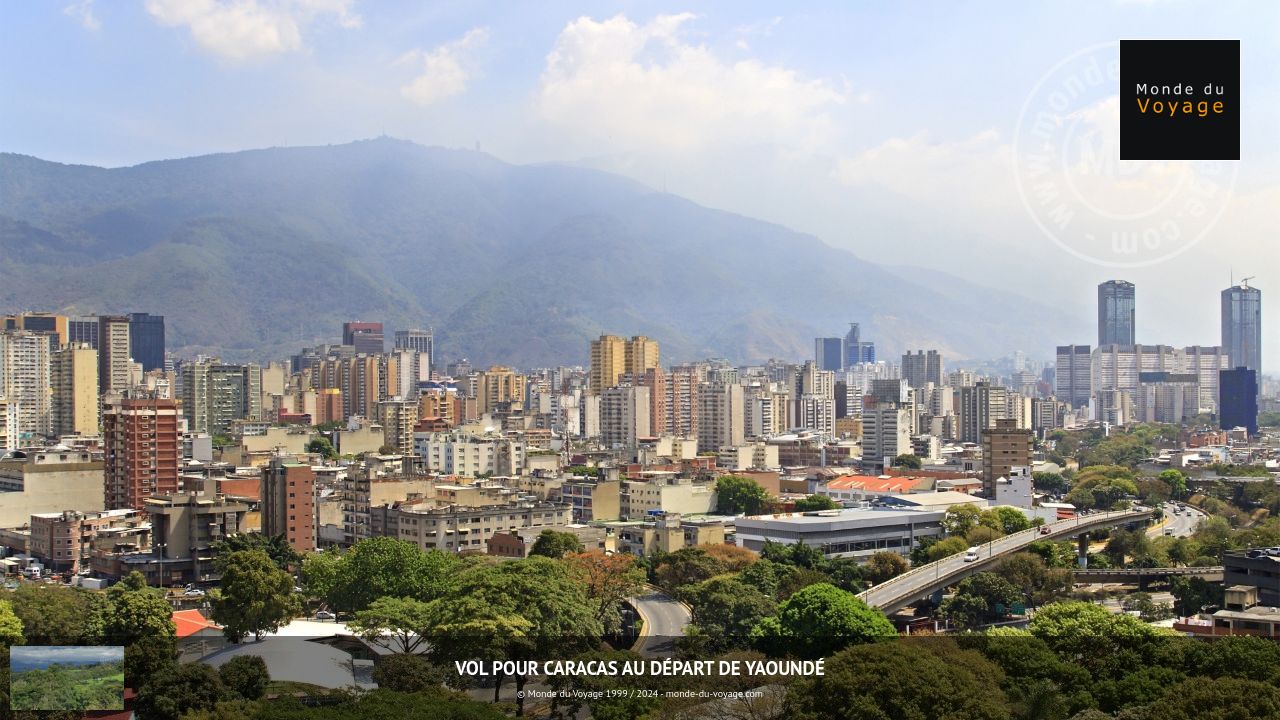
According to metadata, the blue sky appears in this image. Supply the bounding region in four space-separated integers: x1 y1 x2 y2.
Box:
3 1 1279 360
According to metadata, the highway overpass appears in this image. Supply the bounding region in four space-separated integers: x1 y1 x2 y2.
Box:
857 509 1154 615
1072 566 1223 586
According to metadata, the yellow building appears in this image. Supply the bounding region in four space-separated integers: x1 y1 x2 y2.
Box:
52 343 99 437
589 335 660 393
477 366 525 414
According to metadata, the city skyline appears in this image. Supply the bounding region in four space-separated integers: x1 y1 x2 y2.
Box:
3 3 1279 362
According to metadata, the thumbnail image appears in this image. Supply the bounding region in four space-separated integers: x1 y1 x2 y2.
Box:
9 646 125 712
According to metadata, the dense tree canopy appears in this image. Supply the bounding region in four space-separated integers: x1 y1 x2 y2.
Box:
751 583 895 659
211 550 301 642
715 475 772 515
306 537 463 612
528 529 585 559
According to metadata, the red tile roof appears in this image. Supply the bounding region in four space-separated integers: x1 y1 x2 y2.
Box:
173 609 221 638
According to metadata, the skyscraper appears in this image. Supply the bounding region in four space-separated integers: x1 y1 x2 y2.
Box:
589 335 660 393
128 313 166 372
98 315 132 395
1219 367 1258 435
103 397 180 510
1098 280 1136 346
844 323 875 367
0 330 53 439
814 337 844 372
52 343 99 437
342 321 384 355
1054 345 1092 409
901 350 944 389
1221 283 1262 375
394 328 434 373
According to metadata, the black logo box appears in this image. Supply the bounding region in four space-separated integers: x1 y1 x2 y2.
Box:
1120 39 1239 160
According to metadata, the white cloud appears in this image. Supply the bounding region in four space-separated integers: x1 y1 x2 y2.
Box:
397 27 489 107
63 0 100 31
535 14 846 154
145 0 361 60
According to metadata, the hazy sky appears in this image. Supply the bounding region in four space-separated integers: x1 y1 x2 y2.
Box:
3 1 1278 365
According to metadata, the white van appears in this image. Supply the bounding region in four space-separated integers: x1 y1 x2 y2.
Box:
962 547 980 562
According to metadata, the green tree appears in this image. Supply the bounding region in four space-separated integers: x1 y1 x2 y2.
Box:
564 550 646 633
1158 469 1188 499
218 655 270 700
993 552 1072 607
715 475 772 515
786 639 1011 720
321 537 462 612
104 583 176 646
980 506 1032 535
892 454 923 469
0 599 23 645
1027 601 1160 666
1168 575 1224 615
750 583 895 659
348 596 433 654
1146 677 1280 720
653 547 727 593
792 494 839 512
679 576 776 651
1032 472 1070 495
213 533 303 571
939 593 991 630
944 503 984 536
426 557 602 715
528 529 585 559
371 653 446 693
8 585 107 645
924 536 970 562
863 551 909 585
136 662 230 720
211 550 301 642
306 437 337 459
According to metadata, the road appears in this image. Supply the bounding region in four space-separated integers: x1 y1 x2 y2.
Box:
1149 501 1204 539
858 509 1153 614
629 588 692 657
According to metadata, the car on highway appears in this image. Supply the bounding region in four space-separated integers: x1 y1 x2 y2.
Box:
1040 525 1053 535
963 547 980 562
315 610 335 620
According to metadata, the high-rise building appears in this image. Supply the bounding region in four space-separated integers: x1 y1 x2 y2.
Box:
1098 280 1136 346
0 330 53 439
589 335 660 393
697 382 744 452
1221 282 1262 376
262 457 316 553
97 315 132 395
664 365 701 437
67 316 100 349
981 418 1032 497
600 385 652 449
103 398 180 510
1054 345 1092 409
182 361 263 436
901 350 944 389
862 405 912 471
342 321 384 355
51 343 99 437
379 399 419 456
1220 367 1258 435
476 366 525 414
844 323 875 367
3 312 67 350
957 381 1007 444
638 368 667 438
127 313 166 372
393 328 433 375
814 337 844 372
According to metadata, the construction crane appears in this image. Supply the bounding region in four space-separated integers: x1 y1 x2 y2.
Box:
1241 276 1256 288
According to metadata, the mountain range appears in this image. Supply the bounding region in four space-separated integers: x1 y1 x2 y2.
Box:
0 138 1081 368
